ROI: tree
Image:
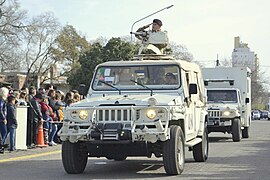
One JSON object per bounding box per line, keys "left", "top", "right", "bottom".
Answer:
{"left": 21, "top": 12, "right": 60, "bottom": 86}
{"left": 102, "top": 37, "right": 138, "bottom": 61}
{"left": 50, "top": 25, "right": 91, "bottom": 76}
{"left": 166, "top": 42, "right": 193, "bottom": 61}
{"left": 0, "top": 0, "right": 27, "bottom": 72}
{"left": 68, "top": 37, "right": 139, "bottom": 89}
{"left": 67, "top": 43, "right": 103, "bottom": 89}
{"left": 219, "top": 57, "right": 231, "bottom": 67}
{"left": 251, "top": 71, "right": 269, "bottom": 109}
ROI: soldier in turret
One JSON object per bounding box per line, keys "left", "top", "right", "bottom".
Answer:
{"left": 135, "top": 19, "right": 163, "bottom": 40}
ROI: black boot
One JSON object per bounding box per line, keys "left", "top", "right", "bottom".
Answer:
{"left": 0, "top": 146, "right": 4, "bottom": 154}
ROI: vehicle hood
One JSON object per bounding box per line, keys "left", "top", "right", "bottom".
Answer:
{"left": 207, "top": 103, "right": 239, "bottom": 111}
{"left": 70, "top": 93, "right": 183, "bottom": 107}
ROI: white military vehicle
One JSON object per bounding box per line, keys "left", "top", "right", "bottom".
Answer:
{"left": 202, "top": 67, "right": 252, "bottom": 142}
{"left": 58, "top": 30, "right": 209, "bottom": 175}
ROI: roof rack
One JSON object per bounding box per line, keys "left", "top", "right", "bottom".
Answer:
{"left": 132, "top": 54, "right": 174, "bottom": 61}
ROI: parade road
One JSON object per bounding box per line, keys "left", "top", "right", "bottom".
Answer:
{"left": 0, "top": 119, "right": 270, "bottom": 180}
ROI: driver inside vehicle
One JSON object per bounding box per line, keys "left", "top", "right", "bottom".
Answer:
{"left": 165, "top": 72, "right": 177, "bottom": 85}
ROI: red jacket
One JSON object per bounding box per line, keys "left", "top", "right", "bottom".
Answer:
{"left": 39, "top": 101, "right": 57, "bottom": 121}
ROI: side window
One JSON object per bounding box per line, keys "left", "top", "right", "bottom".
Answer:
{"left": 188, "top": 71, "right": 200, "bottom": 102}
{"left": 181, "top": 70, "right": 190, "bottom": 98}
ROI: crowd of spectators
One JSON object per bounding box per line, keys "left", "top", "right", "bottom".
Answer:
{"left": 0, "top": 84, "right": 82, "bottom": 153}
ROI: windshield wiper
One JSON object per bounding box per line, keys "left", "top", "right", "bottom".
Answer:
{"left": 99, "top": 80, "right": 121, "bottom": 95}
{"left": 130, "top": 79, "right": 153, "bottom": 96}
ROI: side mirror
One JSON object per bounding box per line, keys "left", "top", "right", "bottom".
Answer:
{"left": 78, "top": 84, "right": 87, "bottom": 97}
{"left": 189, "top": 83, "right": 197, "bottom": 95}
{"left": 245, "top": 98, "right": 250, "bottom": 104}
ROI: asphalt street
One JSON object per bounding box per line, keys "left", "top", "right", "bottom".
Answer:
{"left": 0, "top": 119, "right": 270, "bottom": 180}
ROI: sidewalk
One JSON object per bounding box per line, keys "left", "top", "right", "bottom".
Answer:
{"left": 0, "top": 144, "right": 61, "bottom": 161}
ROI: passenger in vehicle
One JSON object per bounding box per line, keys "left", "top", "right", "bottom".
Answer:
{"left": 165, "top": 72, "right": 177, "bottom": 85}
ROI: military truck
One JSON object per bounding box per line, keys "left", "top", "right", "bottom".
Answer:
{"left": 202, "top": 67, "right": 252, "bottom": 142}
{"left": 58, "top": 30, "right": 209, "bottom": 175}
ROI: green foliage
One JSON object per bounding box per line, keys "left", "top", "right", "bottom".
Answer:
{"left": 51, "top": 25, "right": 90, "bottom": 75}
{"left": 67, "top": 38, "right": 139, "bottom": 89}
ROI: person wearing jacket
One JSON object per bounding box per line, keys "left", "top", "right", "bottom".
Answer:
{"left": 0, "top": 87, "right": 9, "bottom": 146}
{"left": 28, "top": 92, "right": 43, "bottom": 146}
{"left": 40, "top": 96, "right": 57, "bottom": 145}
{"left": 6, "top": 95, "right": 18, "bottom": 151}
{"left": 47, "top": 89, "right": 59, "bottom": 146}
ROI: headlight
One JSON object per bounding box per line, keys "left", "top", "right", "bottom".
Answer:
{"left": 146, "top": 109, "right": 157, "bottom": 119}
{"left": 79, "top": 110, "right": 89, "bottom": 120}
{"left": 222, "top": 110, "right": 236, "bottom": 117}
{"left": 223, "top": 111, "right": 230, "bottom": 116}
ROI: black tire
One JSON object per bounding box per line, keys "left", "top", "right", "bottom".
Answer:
{"left": 232, "top": 119, "right": 241, "bottom": 142}
{"left": 163, "top": 125, "right": 185, "bottom": 175}
{"left": 242, "top": 127, "right": 249, "bottom": 138}
{"left": 193, "top": 124, "right": 209, "bottom": 162}
{"left": 105, "top": 156, "right": 113, "bottom": 160}
{"left": 62, "top": 141, "right": 88, "bottom": 174}
{"left": 113, "top": 155, "right": 127, "bottom": 161}
{"left": 106, "top": 155, "right": 127, "bottom": 161}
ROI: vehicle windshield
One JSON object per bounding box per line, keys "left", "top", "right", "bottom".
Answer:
{"left": 207, "top": 90, "right": 238, "bottom": 103}
{"left": 92, "top": 64, "right": 181, "bottom": 91}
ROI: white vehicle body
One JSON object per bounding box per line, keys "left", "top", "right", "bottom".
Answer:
{"left": 202, "top": 67, "right": 252, "bottom": 141}
{"left": 59, "top": 57, "right": 209, "bottom": 175}
{"left": 58, "top": 29, "right": 209, "bottom": 176}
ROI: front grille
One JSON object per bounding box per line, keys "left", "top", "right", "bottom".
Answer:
{"left": 97, "top": 109, "right": 132, "bottom": 122}
{"left": 208, "top": 110, "right": 221, "bottom": 118}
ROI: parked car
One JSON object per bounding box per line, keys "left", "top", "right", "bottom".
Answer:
{"left": 252, "top": 110, "right": 261, "bottom": 120}
{"left": 260, "top": 110, "right": 270, "bottom": 120}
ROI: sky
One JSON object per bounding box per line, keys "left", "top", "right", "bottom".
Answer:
{"left": 18, "top": 0, "right": 270, "bottom": 77}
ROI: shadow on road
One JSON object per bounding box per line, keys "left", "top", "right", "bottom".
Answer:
{"left": 209, "top": 136, "right": 232, "bottom": 143}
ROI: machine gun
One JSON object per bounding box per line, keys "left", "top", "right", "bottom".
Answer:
{"left": 131, "top": 30, "right": 169, "bottom": 55}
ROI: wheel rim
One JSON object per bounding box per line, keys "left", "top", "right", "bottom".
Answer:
{"left": 177, "top": 136, "right": 184, "bottom": 168}
{"left": 203, "top": 131, "right": 208, "bottom": 157}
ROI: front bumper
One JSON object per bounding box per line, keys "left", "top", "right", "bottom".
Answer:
{"left": 207, "top": 118, "right": 232, "bottom": 127}
{"left": 58, "top": 106, "right": 170, "bottom": 143}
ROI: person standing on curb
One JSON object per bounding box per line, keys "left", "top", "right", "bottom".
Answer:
{"left": 29, "top": 92, "right": 43, "bottom": 147}
{"left": 47, "top": 89, "right": 59, "bottom": 146}
{"left": 0, "top": 87, "right": 9, "bottom": 147}
{"left": 6, "top": 95, "right": 17, "bottom": 151}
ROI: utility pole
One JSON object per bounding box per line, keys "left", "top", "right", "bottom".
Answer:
{"left": 216, "top": 54, "right": 220, "bottom": 67}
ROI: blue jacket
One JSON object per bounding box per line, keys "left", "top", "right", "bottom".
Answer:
{"left": 0, "top": 98, "right": 6, "bottom": 123}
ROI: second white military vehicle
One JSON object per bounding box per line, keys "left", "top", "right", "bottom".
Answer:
{"left": 202, "top": 67, "right": 252, "bottom": 142}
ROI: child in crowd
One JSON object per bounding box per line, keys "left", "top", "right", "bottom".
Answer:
{"left": 55, "top": 92, "right": 65, "bottom": 122}
{"left": 6, "top": 95, "right": 18, "bottom": 151}
{"left": 40, "top": 96, "right": 58, "bottom": 146}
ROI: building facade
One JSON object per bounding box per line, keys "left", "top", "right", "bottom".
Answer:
{"left": 232, "top": 36, "right": 259, "bottom": 79}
